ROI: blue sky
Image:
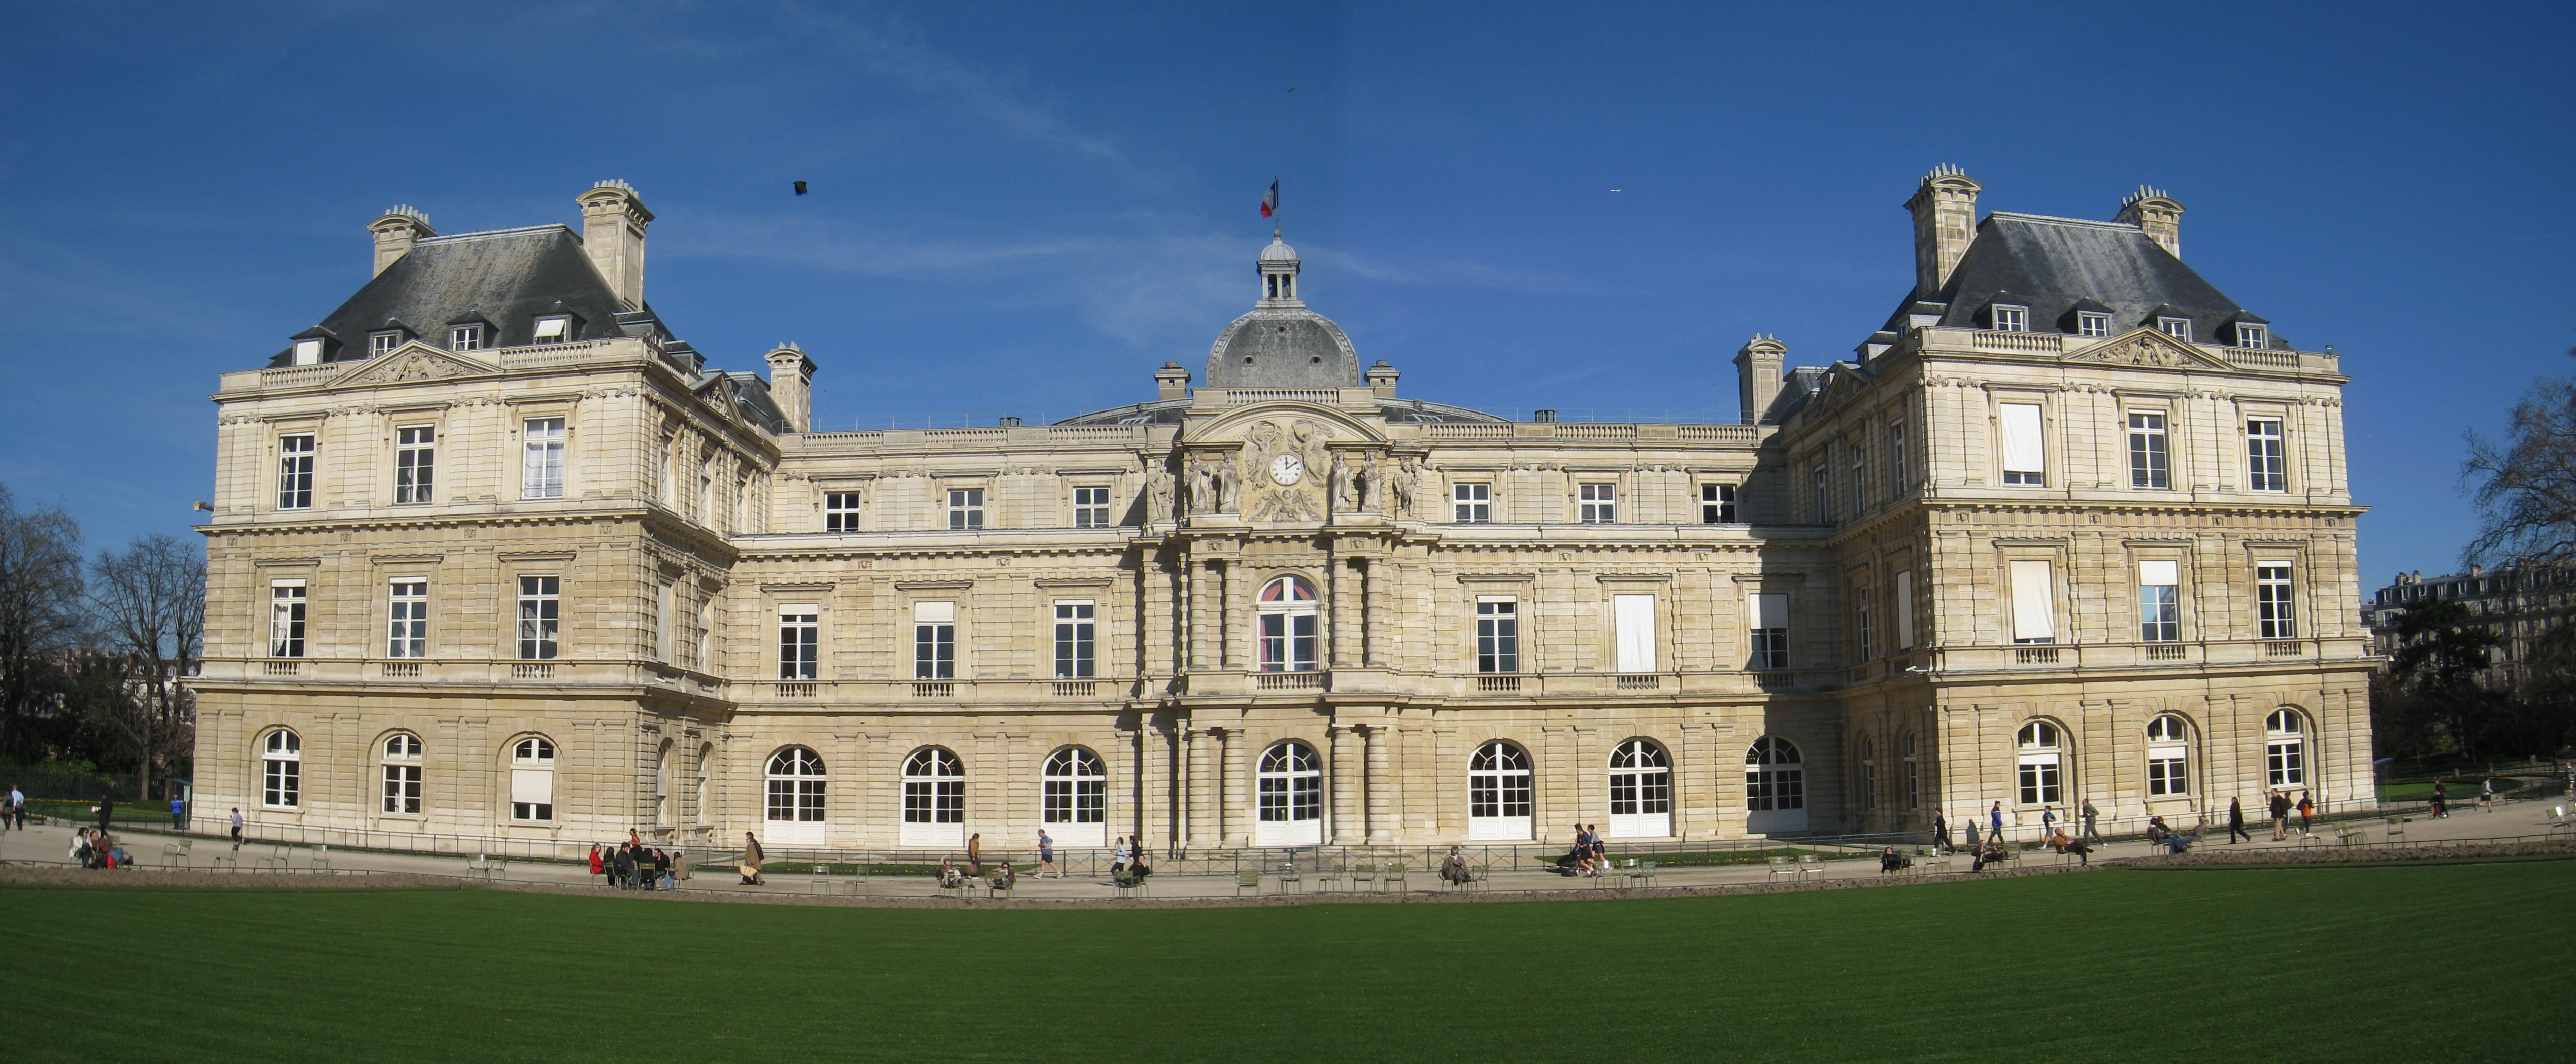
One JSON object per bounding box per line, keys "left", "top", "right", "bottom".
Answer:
{"left": 2, "top": 2, "right": 2568, "bottom": 586}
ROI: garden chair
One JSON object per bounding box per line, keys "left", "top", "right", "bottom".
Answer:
{"left": 844, "top": 868, "right": 871, "bottom": 896}
{"left": 1314, "top": 861, "right": 1345, "bottom": 893}
{"left": 2385, "top": 818, "right": 2407, "bottom": 844}
{"left": 1796, "top": 854, "right": 1825, "bottom": 879}
{"left": 1236, "top": 867, "right": 1263, "bottom": 896}
{"left": 1277, "top": 862, "right": 1302, "bottom": 894}
{"left": 1627, "top": 860, "right": 1658, "bottom": 889}
{"left": 255, "top": 845, "right": 290, "bottom": 873}
{"left": 1350, "top": 861, "right": 1375, "bottom": 893}
{"left": 809, "top": 864, "right": 834, "bottom": 894}
{"left": 161, "top": 839, "right": 192, "bottom": 869}
{"left": 1766, "top": 855, "right": 1795, "bottom": 882}
{"left": 987, "top": 873, "right": 1016, "bottom": 900}
{"left": 1469, "top": 863, "right": 1491, "bottom": 891}
{"left": 309, "top": 845, "right": 331, "bottom": 873}
{"left": 464, "top": 855, "right": 492, "bottom": 881}
{"left": 1382, "top": 862, "right": 1408, "bottom": 893}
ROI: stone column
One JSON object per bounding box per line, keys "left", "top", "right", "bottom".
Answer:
{"left": 1328, "top": 724, "right": 1356, "bottom": 845}
{"left": 1364, "top": 723, "right": 1394, "bottom": 843}
{"left": 1181, "top": 559, "right": 1202, "bottom": 671}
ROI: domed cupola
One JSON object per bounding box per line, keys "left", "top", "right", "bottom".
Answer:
{"left": 1205, "top": 230, "right": 1362, "bottom": 389}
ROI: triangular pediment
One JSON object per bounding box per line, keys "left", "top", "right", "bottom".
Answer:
{"left": 2063, "top": 327, "right": 2231, "bottom": 369}
{"left": 329, "top": 342, "right": 499, "bottom": 386}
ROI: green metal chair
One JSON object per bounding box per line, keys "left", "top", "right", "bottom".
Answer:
{"left": 1382, "top": 862, "right": 1407, "bottom": 893}
{"left": 1235, "top": 867, "right": 1263, "bottom": 896}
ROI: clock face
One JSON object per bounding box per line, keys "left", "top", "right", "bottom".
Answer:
{"left": 1269, "top": 453, "right": 1304, "bottom": 486}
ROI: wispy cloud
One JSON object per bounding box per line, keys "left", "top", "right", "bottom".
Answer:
{"left": 1298, "top": 245, "right": 1620, "bottom": 298}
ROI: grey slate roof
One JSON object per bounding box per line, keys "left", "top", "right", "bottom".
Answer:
{"left": 267, "top": 224, "right": 662, "bottom": 366}
{"left": 1203, "top": 308, "right": 1363, "bottom": 389}
{"left": 1880, "top": 212, "right": 2292, "bottom": 349}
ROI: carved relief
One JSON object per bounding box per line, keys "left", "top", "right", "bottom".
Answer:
{"left": 2066, "top": 332, "right": 2224, "bottom": 369}
{"left": 1225, "top": 418, "right": 1335, "bottom": 522}
{"left": 337, "top": 349, "right": 488, "bottom": 386}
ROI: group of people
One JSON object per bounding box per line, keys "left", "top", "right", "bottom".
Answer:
{"left": 589, "top": 834, "right": 687, "bottom": 891}
{"left": 71, "top": 826, "right": 128, "bottom": 869}
{"left": 1111, "top": 833, "right": 1152, "bottom": 886}
{"left": 1553, "top": 823, "right": 1611, "bottom": 876}
{"left": 2145, "top": 814, "right": 2211, "bottom": 853}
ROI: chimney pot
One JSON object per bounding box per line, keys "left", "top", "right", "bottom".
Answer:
{"left": 1733, "top": 336, "right": 1789, "bottom": 425}
{"left": 1154, "top": 361, "right": 1192, "bottom": 401}
{"left": 763, "top": 344, "right": 816, "bottom": 433}
{"left": 2115, "top": 186, "right": 2185, "bottom": 259}
{"left": 1903, "top": 165, "right": 1982, "bottom": 298}
{"left": 577, "top": 180, "right": 654, "bottom": 310}
{"left": 367, "top": 206, "right": 436, "bottom": 277}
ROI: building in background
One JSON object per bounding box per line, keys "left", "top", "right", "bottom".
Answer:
{"left": 185, "top": 168, "right": 2372, "bottom": 855}
{"left": 2367, "top": 564, "right": 2576, "bottom": 682}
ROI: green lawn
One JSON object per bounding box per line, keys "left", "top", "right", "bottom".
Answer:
{"left": 6, "top": 861, "right": 2571, "bottom": 1062}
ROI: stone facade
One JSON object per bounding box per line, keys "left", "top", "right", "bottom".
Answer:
{"left": 188, "top": 169, "right": 2372, "bottom": 854}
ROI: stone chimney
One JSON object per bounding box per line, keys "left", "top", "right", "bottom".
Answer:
{"left": 1903, "top": 164, "right": 1981, "bottom": 297}
{"left": 577, "top": 180, "right": 654, "bottom": 310}
{"left": 368, "top": 206, "right": 435, "bottom": 277}
{"left": 1155, "top": 361, "right": 1192, "bottom": 400}
{"left": 1366, "top": 360, "right": 1400, "bottom": 398}
{"left": 764, "top": 343, "right": 815, "bottom": 433}
{"left": 1733, "top": 335, "right": 1788, "bottom": 425}
{"left": 2115, "top": 186, "right": 2184, "bottom": 259}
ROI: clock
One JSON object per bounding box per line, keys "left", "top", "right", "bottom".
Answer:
{"left": 1269, "top": 453, "right": 1304, "bottom": 486}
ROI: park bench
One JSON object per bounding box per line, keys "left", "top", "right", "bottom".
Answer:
{"left": 808, "top": 864, "right": 835, "bottom": 895}
{"left": 1918, "top": 851, "right": 1953, "bottom": 876}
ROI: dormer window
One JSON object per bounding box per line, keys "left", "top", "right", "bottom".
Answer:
{"left": 2158, "top": 317, "right": 2192, "bottom": 341}
{"left": 1990, "top": 305, "right": 2027, "bottom": 332}
{"left": 2077, "top": 312, "right": 2110, "bottom": 337}
{"left": 532, "top": 315, "right": 574, "bottom": 342}
{"left": 450, "top": 324, "right": 486, "bottom": 351}
{"left": 369, "top": 331, "right": 403, "bottom": 357}
{"left": 2235, "top": 323, "right": 2268, "bottom": 349}
{"left": 291, "top": 338, "right": 324, "bottom": 366}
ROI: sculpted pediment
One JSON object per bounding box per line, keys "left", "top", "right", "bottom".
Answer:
{"left": 1175, "top": 410, "right": 1426, "bottom": 523}
{"left": 330, "top": 343, "right": 498, "bottom": 386}
{"left": 2064, "top": 328, "right": 2230, "bottom": 370}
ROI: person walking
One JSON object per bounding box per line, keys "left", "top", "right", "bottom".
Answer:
{"left": 2431, "top": 781, "right": 2449, "bottom": 819}
{"left": 1989, "top": 801, "right": 2005, "bottom": 843}
{"left": 229, "top": 807, "right": 245, "bottom": 849}
{"left": 2039, "top": 805, "right": 2057, "bottom": 839}
{"left": 96, "top": 792, "right": 114, "bottom": 833}
{"left": 2269, "top": 791, "right": 2291, "bottom": 841}
{"left": 1933, "top": 811, "right": 1951, "bottom": 853}
{"left": 966, "top": 833, "right": 983, "bottom": 879}
{"left": 2226, "top": 797, "right": 2252, "bottom": 844}
{"left": 2297, "top": 792, "right": 2316, "bottom": 834}
{"left": 740, "top": 831, "right": 765, "bottom": 885}
{"left": 1035, "top": 829, "right": 1058, "bottom": 879}
{"left": 1112, "top": 835, "right": 1132, "bottom": 872}
{"left": 2080, "top": 799, "right": 2101, "bottom": 843}
{"left": 2480, "top": 778, "right": 2496, "bottom": 814}
{"left": 6, "top": 783, "right": 21, "bottom": 830}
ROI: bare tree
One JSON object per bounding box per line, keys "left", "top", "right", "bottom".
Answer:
{"left": 89, "top": 535, "right": 204, "bottom": 799}
{"left": 0, "top": 483, "right": 85, "bottom": 760}
{"left": 2465, "top": 349, "right": 2576, "bottom": 568}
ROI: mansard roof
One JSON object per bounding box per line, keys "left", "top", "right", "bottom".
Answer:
{"left": 1882, "top": 212, "right": 2293, "bottom": 350}
{"left": 267, "top": 225, "right": 665, "bottom": 367}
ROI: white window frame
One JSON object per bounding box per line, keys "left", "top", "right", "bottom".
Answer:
{"left": 1043, "top": 747, "right": 1107, "bottom": 846}
{"left": 393, "top": 425, "right": 434, "bottom": 505}
{"left": 823, "top": 491, "right": 861, "bottom": 531}
{"left": 1699, "top": 483, "right": 1736, "bottom": 524}
{"left": 1991, "top": 304, "right": 2027, "bottom": 332}
{"left": 2016, "top": 722, "right": 2064, "bottom": 806}
{"left": 2158, "top": 317, "right": 2193, "bottom": 341}
{"left": 2138, "top": 560, "right": 2180, "bottom": 642}
{"left": 1748, "top": 592, "right": 1789, "bottom": 670}
{"left": 269, "top": 580, "right": 307, "bottom": 658}
{"left": 381, "top": 733, "right": 423, "bottom": 815}
{"left": 277, "top": 435, "right": 315, "bottom": 510}
{"left": 2127, "top": 411, "right": 2170, "bottom": 489}
{"left": 1812, "top": 465, "right": 1830, "bottom": 523}
{"left": 291, "top": 338, "right": 323, "bottom": 365}
{"left": 516, "top": 575, "right": 559, "bottom": 660}
{"left": 369, "top": 330, "right": 402, "bottom": 357}
{"left": 1072, "top": 486, "right": 1112, "bottom": 529}
{"left": 1857, "top": 736, "right": 1877, "bottom": 810}
{"left": 777, "top": 604, "right": 819, "bottom": 681}
{"left": 1256, "top": 576, "right": 1320, "bottom": 673}
{"left": 765, "top": 747, "right": 828, "bottom": 842}
{"left": 520, "top": 417, "right": 566, "bottom": 500}
{"left": 2236, "top": 323, "right": 2267, "bottom": 349}
{"left": 387, "top": 579, "right": 428, "bottom": 659}
{"left": 510, "top": 737, "right": 556, "bottom": 821}
{"left": 2146, "top": 715, "right": 2190, "bottom": 796}
{"left": 2264, "top": 710, "right": 2306, "bottom": 786}
{"left": 1888, "top": 421, "right": 1907, "bottom": 498}
{"left": 1053, "top": 600, "right": 1095, "bottom": 679}
{"left": 2076, "top": 312, "right": 2110, "bottom": 337}
{"left": 261, "top": 729, "right": 302, "bottom": 809}
{"left": 948, "top": 488, "right": 985, "bottom": 530}
{"left": 1605, "top": 738, "right": 1672, "bottom": 838}
{"left": 2247, "top": 419, "right": 2286, "bottom": 492}
{"left": 449, "top": 324, "right": 485, "bottom": 351}
{"left": 1849, "top": 442, "right": 1866, "bottom": 515}
{"left": 1467, "top": 740, "right": 1534, "bottom": 840}
{"left": 1998, "top": 402, "right": 2045, "bottom": 486}
{"left": 1475, "top": 597, "right": 1518, "bottom": 674}
{"left": 1454, "top": 482, "right": 1491, "bottom": 523}
{"left": 914, "top": 601, "right": 956, "bottom": 679}
{"left": 1852, "top": 582, "right": 1871, "bottom": 661}
{"left": 1578, "top": 482, "right": 1617, "bottom": 523}
{"left": 2258, "top": 566, "right": 2297, "bottom": 639}
{"left": 1256, "top": 741, "right": 1324, "bottom": 845}
{"left": 532, "top": 315, "right": 573, "bottom": 342}
{"left": 1745, "top": 737, "right": 1806, "bottom": 833}
{"left": 1900, "top": 733, "right": 1920, "bottom": 810}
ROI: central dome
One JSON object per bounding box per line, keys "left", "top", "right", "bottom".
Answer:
{"left": 1206, "top": 309, "right": 1361, "bottom": 389}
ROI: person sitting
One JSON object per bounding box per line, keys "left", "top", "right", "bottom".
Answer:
{"left": 2144, "top": 816, "right": 2171, "bottom": 844}
{"left": 1440, "top": 846, "right": 1473, "bottom": 885}
{"left": 1970, "top": 837, "right": 2008, "bottom": 872}
{"left": 1878, "top": 847, "right": 1911, "bottom": 874}
{"left": 2048, "top": 829, "right": 2091, "bottom": 865}
{"left": 999, "top": 864, "right": 1017, "bottom": 890}
{"left": 939, "top": 857, "right": 962, "bottom": 889}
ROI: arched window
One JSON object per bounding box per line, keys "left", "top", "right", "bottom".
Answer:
{"left": 261, "top": 729, "right": 301, "bottom": 809}
{"left": 1467, "top": 741, "right": 1533, "bottom": 840}
{"left": 1255, "top": 741, "right": 1323, "bottom": 846}
{"left": 2146, "top": 715, "right": 2191, "bottom": 796}
{"left": 900, "top": 747, "right": 965, "bottom": 848}
{"left": 765, "top": 747, "right": 827, "bottom": 845}
{"left": 510, "top": 737, "right": 556, "bottom": 821}
{"left": 2016, "top": 722, "right": 2063, "bottom": 806}
{"left": 1607, "top": 738, "right": 1671, "bottom": 838}
{"left": 1857, "top": 735, "right": 1878, "bottom": 810}
{"left": 1043, "top": 747, "right": 1108, "bottom": 847}
{"left": 2264, "top": 709, "right": 2306, "bottom": 786}
{"left": 1900, "top": 733, "right": 1921, "bottom": 810}
{"left": 1745, "top": 737, "right": 1806, "bottom": 833}
{"left": 380, "top": 732, "right": 422, "bottom": 815}
{"left": 1256, "top": 576, "right": 1320, "bottom": 673}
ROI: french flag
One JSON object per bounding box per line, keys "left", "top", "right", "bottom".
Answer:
{"left": 1260, "top": 179, "right": 1278, "bottom": 219}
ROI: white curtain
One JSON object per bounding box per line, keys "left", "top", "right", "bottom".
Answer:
{"left": 510, "top": 768, "right": 554, "bottom": 805}
{"left": 1748, "top": 592, "right": 1787, "bottom": 631}
{"left": 913, "top": 601, "right": 955, "bottom": 623}
{"left": 1614, "top": 594, "right": 1657, "bottom": 672}
{"left": 2138, "top": 560, "right": 2178, "bottom": 587}
{"left": 2010, "top": 560, "right": 2055, "bottom": 642}
{"left": 1894, "top": 571, "right": 1914, "bottom": 648}
{"left": 2000, "top": 403, "right": 2044, "bottom": 474}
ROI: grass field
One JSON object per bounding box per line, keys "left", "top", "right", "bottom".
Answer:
{"left": 6, "top": 861, "right": 2571, "bottom": 1062}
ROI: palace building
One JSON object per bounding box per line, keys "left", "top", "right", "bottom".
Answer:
{"left": 186, "top": 168, "right": 2372, "bottom": 854}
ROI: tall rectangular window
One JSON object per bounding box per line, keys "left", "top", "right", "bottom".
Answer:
{"left": 277, "top": 435, "right": 315, "bottom": 509}
{"left": 2010, "top": 560, "right": 2055, "bottom": 645}
{"left": 1700, "top": 483, "right": 1736, "bottom": 524}
{"left": 1849, "top": 443, "right": 1866, "bottom": 515}
{"left": 914, "top": 602, "right": 956, "bottom": 679}
{"left": 2139, "top": 560, "right": 2180, "bottom": 642}
{"left": 520, "top": 418, "right": 565, "bottom": 499}
{"left": 732, "top": 476, "right": 749, "bottom": 533}
{"left": 394, "top": 426, "right": 434, "bottom": 504}
{"left": 516, "top": 575, "right": 559, "bottom": 660}
{"left": 2127, "top": 411, "right": 2170, "bottom": 489}
{"left": 1072, "top": 487, "right": 1111, "bottom": 528}
{"left": 1454, "top": 483, "right": 1490, "bottom": 523}
{"left": 778, "top": 605, "right": 818, "bottom": 680}
{"left": 654, "top": 582, "right": 675, "bottom": 663}
{"left": 2258, "top": 566, "right": 2297, "bottom": 639}
{"left": 948, "top": 488, "right": 984, "bottom": 530}
{"left": 1888, "top": 422, "right": 1907, "bottom": 498}
{"left": 2246, "top": 419, "right": 2286, "bottom": 492}
{"left": 1578, "top": 483, "right": 1616, "bottom": 523}
{"left": 1053, "top": 601, "right": 1095, "bottom": 678}
{"left": 824, "top": 491, "right": 861, "bottom": 531}
{"left": 1812, "top": 465, "right": 1830, "bottom": 523}
{"left": 698, "top": 456, "right": 715, "bottom": 523}
{"left": 1476, "top": 598, "right": 1518, "bottom": 673}
{"left": 269, "top": 581, "right": 306, "bottom": 658}
{"left": 1748, "top": 593, "right": 1788, "bottom": 670}
{"left": 1999, "top": 403, "right": 2045, "bottom": 486}
{"left": 1613, "top": 594, "right": 1656, "bottom": 672}
{"left": 1853, "top": 583, "right": 1872, "bottom": 661}
{"left": 656, "top": 431, "right": 677, "bottom": 502}
{"left": 387, "top": 579, "right": 427, "bottom": 658}
{"left": 1894, "top": 570, "right": 1915, "bottom": 649}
